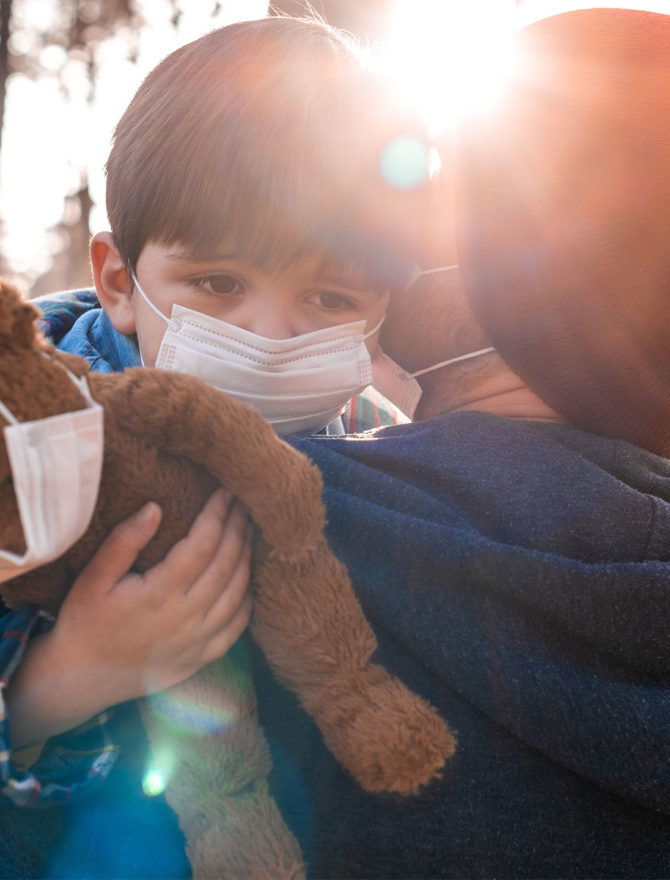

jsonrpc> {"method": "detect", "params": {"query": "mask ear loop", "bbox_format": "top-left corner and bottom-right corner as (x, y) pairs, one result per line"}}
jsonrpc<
(402, 264), (495, 377)
(409, 346), (495, 379)
(0, 399), (18, 426)
(407, 263), (459, 285)
(39, 352), (99, 408)
(131, 271), (171, 325)
(419, 264), (459, 276)
(363, 313), (386, 341)
(0, 353), (99, 428)
(373, 263), (461, 344)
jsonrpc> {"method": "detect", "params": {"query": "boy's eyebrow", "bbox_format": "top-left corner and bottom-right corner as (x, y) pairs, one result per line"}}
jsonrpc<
(164, 248), (239, 263)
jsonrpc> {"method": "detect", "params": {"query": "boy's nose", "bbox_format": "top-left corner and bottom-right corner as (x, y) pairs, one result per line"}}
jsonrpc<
(247, 309), (297, 340)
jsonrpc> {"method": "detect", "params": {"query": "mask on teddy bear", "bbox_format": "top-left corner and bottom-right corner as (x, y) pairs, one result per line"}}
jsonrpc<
(132, 271), (380, 434)
(0, 365), (103, 582)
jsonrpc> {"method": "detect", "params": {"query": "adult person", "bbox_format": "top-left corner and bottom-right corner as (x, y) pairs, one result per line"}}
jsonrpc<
(251, 7), (670, 878)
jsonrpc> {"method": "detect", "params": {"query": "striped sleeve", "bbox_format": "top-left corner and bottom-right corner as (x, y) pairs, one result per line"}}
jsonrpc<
(33, 289), (100, 345)
(0, 605), (119, 807)
(345, 386), (411, 432)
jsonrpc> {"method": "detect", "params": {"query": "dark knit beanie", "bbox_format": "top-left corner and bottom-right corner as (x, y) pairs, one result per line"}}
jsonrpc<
(456, 8), (670, 457)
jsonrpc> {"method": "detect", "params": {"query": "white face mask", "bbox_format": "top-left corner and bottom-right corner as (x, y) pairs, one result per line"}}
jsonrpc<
(0, 366), (104, 584)
(372, 265), (494, 419)
(132, 272), (381, 434)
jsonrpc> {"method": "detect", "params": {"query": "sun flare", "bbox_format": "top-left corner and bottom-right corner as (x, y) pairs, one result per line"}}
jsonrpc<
(380, 0), (518, 136)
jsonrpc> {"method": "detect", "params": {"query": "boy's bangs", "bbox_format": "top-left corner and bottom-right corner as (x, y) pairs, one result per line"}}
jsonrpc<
(155, 109), (420, 289)
(107, 16), (430, 285)
(157, 140), (416, 291)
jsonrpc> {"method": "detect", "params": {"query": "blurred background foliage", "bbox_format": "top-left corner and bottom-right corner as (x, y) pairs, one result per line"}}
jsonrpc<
(1, 0), (144, 294)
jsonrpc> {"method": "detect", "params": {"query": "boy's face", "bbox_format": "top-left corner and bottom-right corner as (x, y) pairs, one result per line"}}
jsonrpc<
(112, 241), (390, 367)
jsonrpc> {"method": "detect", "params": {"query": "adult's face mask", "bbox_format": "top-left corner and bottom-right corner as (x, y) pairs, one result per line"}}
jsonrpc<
(0, 366), (104, 583)
(372, 265), (494, 419)
(132, 272), (381, 434)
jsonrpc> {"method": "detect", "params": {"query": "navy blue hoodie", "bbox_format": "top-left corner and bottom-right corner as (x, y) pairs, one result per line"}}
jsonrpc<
(248, 411), (670, 879)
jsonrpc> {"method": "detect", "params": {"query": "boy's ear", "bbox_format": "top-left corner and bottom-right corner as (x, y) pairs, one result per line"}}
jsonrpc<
(90, 231), (137, 334)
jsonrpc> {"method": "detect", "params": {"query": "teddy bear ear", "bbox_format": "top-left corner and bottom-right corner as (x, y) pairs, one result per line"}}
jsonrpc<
(0, 280), (41, 349)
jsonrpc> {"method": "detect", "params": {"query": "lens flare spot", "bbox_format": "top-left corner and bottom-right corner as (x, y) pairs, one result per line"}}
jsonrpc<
(142, 769), (167, 797)
(380, 136), (429, 190)
(146, 684), (238, 737)
(143, 747), (176, 797)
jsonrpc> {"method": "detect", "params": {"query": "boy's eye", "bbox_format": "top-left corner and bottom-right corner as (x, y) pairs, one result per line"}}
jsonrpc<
(194, 274), (243, 295)
(312, 290), (357, 311)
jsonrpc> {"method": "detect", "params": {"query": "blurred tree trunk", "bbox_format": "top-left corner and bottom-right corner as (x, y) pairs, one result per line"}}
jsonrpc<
(20, 0), (136, 293)
(271, 0), (395, 42)
(0, 0), (12, 157)
(30, 179), (93, 296)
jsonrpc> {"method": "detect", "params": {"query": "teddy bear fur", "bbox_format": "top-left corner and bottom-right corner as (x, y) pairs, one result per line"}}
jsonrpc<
(0, 281), (456, 879)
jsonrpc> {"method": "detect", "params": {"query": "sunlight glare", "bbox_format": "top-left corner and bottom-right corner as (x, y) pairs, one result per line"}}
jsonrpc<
(380, 0), (518, 135)
(142, 769), (167, 797)
(142, 747), (176, 797)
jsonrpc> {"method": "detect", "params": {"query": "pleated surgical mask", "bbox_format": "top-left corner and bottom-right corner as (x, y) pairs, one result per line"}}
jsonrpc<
(0, 366), (104, 583)
(372, 265), (494, 419)
(132, 272), (381, 434)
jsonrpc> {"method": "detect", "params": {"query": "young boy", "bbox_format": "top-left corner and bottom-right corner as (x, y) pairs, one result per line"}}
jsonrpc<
(0, 14), (429, 878)
(38, 15), (428, 434)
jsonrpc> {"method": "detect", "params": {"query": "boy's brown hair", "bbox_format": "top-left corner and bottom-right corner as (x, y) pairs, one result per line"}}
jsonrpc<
(106, 16), (430, 290)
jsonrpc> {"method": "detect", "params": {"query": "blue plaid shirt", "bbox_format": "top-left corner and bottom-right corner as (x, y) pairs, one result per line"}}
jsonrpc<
(0, 605), (118, 807)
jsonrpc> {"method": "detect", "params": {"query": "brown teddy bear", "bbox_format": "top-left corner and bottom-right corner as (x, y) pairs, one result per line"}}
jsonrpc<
(0, 280), (456, 879)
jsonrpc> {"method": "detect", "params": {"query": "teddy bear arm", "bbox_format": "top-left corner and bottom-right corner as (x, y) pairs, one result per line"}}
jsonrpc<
(92, 369), (326, 554)
(251, 536), (457, 795)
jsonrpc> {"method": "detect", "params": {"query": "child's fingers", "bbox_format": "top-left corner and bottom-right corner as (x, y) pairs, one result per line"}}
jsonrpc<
(152, 488), (232, 588)
(201, 592), (254, 666)
(183, 499), (251, 608)
(199, 517), (253, 629)
(73, 502), (163, 596)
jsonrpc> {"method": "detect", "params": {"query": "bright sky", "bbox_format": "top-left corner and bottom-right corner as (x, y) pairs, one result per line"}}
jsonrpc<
(2, 0), (670, 286)
(382, 0), (670, 134)
(0, 0), (269, 281)
(380, 0), (517, 135)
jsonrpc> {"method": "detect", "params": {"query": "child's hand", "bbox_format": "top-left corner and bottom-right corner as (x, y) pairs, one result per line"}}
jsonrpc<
(6, 489), (253, 747)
